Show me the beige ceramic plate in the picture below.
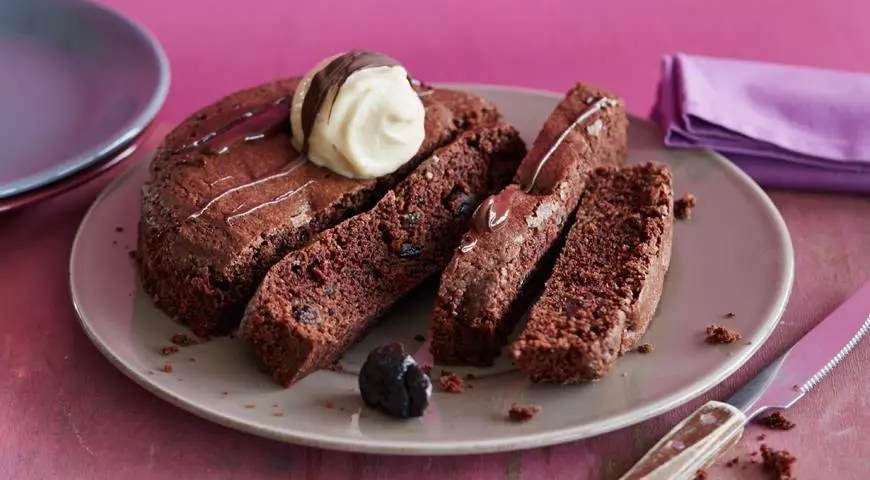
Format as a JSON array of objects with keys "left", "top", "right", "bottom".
[{"left": 70, "top": 84, "right": 794, "bottom": 455}]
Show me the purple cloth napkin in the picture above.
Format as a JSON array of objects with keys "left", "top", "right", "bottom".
[{"left": 651, "top": 53, "right": 870, "bottom": 194}]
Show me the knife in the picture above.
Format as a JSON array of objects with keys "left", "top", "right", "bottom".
[{"left": 620, "top": 279, "right": 870, "bottom": 480}]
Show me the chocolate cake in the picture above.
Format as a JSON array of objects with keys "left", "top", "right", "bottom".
[
  {"left": 238, "top": 123, "right": 526, "bottom": 386},
  {"left": 511, "top": 163, "right": 674, "bottom": 383},
  {"left": 137, "top": 79, "right": 501, "bottom": 336},
  {"left": 429, "top": 84, "right": 628, "bottom": 366}
]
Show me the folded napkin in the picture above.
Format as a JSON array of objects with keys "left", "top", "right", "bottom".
[{"left": 652, "top": 54, "right": 870, "bottom": 194}]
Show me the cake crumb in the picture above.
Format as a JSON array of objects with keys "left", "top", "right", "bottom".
[
  {"left": 273, "top": 412, "right": 284, "bottom": 417},
  {"left": 115, "top": 227, "right": 124, "bottom": 233},
  {"left": 759, "top": 411, "right": 796, "bottom": 430},
  {"left": 725, "top": 311, "right": 736, "bottom": 318},
  {"left": 326, "top": 362, "right": 344, "bottom": 373},
  {"left": 128, "top": 250, "right": 137, "bottom": 260},
  {"left": 637, "top": 343, "right": 653, "bottom": 354},
  {"left": 674, "top": 192, "right": 697, "bottom": 220},
  {"left": 792, "top": 384, "right": 801, "bottom": 392},
  {"left": 757, "top": 433, "right": 767, "bottom": 441},
  {"left": 439, "top": 371, "right": 465, "bottom": 393},
  {"left": 413, "top": 334, "right": 426, "bottom": 343},
  {"left": 221, "top": 391, "right": 228, "bottom": 396},
  {"left": 244, "top": 404, "right": 257, "bottom": 409},
  {"left": 112, "top": 240, "right": 118, "bottom": 245},
  {"left": 189, "top": 357, "right": 197, "bottom": 362},
  {"left": 705, "top": 324, "right": 742, "bottom": 344},
  {"left": 160, "top": 364, "right": 173, "bottom": 373},
  {"left": 159, "top": 346, "right": 179, "bottom": 356},
  {"left": 171, "top": 333, "right": 198, "bottom": 347},
  {"left": 508, "top": 403, "right": 540, "bottom": 422},
  {"left": 725, "top": 457, "right": 739, "bottom": 468},
  {"left": 746, "top": 340, "right": 753, "bottom": 345},
  {"left": 324, "top": 400, "right": 335, "bottom": 409},
  {"left": 693, "top": 469, "right": 707, "bottom": 480},
  {"left": 760, "top": 444, "right": 796, "bottom": 480},
  {"left": 147, "top": 371, "right": 154, "bottom": 375}
]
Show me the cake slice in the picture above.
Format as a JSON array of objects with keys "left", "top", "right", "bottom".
[
  {"left": 510, "top": 163, "right": 674, "bottom": 383},
  {"left": 429, "top": 84, "right": 628, "bottom": 366},
  {"left": 137, "top": 79, "right": 501, "bottom": 336},
  {"left": 239, "top": 122, "right": 526, "bottom": 387}
]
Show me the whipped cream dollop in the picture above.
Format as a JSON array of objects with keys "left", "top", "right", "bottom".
[{"left": 290, "top": 51, "right": 426, "bottom": 179}]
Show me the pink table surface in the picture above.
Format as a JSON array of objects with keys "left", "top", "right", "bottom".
[{"left": 2, "top": 1, "right": 870, "bottom": 478}]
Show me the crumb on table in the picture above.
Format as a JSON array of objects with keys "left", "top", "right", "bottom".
[
  {"left": 674, "top": 192, "right": 697, "bottom": 220},
  {"left": 705, "top": 324, "right": 742, "bottom": 344},
  {"left": 757, "top": 433, "right": 767, "bottom": 441},
  {"left": 637, "top": 343, "right": 653, "bottom": 354},
  {"left": 760, "top": 444, "right": 796, "bottom": 480},
  {"left": 725, "top": 457, "right": 739, "bottom": 467},
  {"left": 439, "top": 371, "right": 465, "bottom": 393},
  {"left": 508, "top": 403, "right": 540, "bottom": 422},
  {"left": 759, "top": 411, "right": 796, "bottom": 431}
]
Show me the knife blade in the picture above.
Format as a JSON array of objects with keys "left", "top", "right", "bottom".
[{"left": 620, "top": 279, "right": 870, "bottom": 480}]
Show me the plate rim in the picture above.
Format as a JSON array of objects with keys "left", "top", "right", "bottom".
[
  {"left": 0, "top": 0, "right": 171, "bottom": 199},
  {"left": 69, "top": 84, "right": 795, "bottom": 455}
]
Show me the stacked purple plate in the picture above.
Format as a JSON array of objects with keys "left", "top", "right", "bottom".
[{"left": 0, "top": 0, "right": 169, "bottom": 213}]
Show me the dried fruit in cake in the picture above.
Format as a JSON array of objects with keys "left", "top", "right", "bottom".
[{"left": 359, "top": 343, "right": 431, "bottom": 419}]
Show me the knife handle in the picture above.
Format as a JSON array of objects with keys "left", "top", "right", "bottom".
[{"left": 619, "top": 401, "right": 746, "bottom": 480}]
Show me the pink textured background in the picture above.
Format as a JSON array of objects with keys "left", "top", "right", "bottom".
[{"left": 2, "top": 0, "right": 870, "bottom": 478}]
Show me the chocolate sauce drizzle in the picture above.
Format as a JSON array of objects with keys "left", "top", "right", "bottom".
[
  {"left": 175, "top": 97, "right": 291, "bottom": 156},
  {"left": 459, "top": 96, "right": 617, "bottom": 253},
  {"left": 299, "top": 50, "right": 403, "bottom": 156}
]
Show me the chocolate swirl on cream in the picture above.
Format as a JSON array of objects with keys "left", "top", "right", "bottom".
[
  {"left": 298, "top": 50, "right": 403, "bottom": 156},
  {"left": 460, "top": 96, "right": 617, "bottom": 253}
]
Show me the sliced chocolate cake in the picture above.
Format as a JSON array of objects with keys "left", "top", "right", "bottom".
[
  {"left": 429, "top": 84, "right": 628, "bottom": 366},
  {"left": 239, "top": 122, "right": 526, "bottom": 387},
  {"left": 137, "top": 79, "right": 500, "bottom": 336},
  {"left": 511, "top": 163, "right": 674, "bottom": 383}
]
